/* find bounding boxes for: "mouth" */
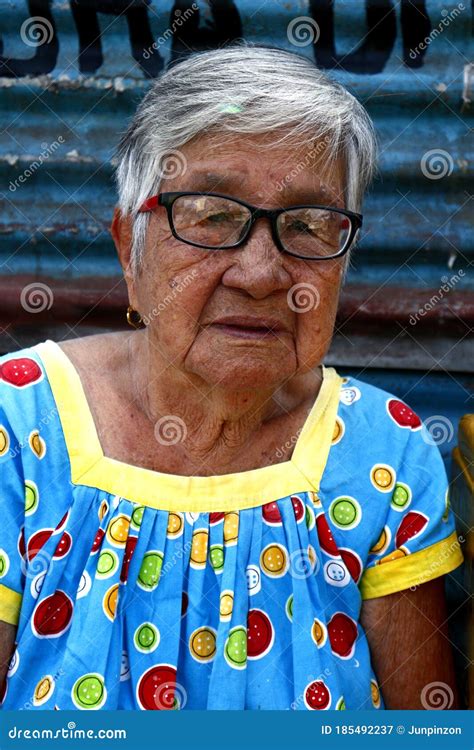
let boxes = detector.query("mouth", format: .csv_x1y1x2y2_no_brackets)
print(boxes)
207,316,287,340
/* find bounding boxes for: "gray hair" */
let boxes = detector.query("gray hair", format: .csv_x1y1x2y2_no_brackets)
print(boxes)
115,42,378,275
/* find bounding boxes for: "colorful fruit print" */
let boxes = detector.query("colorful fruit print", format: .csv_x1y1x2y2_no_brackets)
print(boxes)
386,398,422,429
220,591,234,621
76,571,91,600
442,487,450,522
308,544,318,573
120,651,130,682
285,594,293,622
167,512,184,538
371,679,381,708
106,515,130,547
304,680,331,710
224,626,247,669
130,505,144,529
291,495,305,523
190,529,208,569
336,696,346,710
72,673,107,709
223,512,239,545
32,590,73,638
369,526,391,555
33,675,54,706
53,511,69,535
18,527,26,559
0,425,9,456
395,511,429,548
370,464,396,493
24,480,39,516
134,623,160,653
0,358,43,387
189,627,217,662
340,386,361,406
29,430,46,459
332,416,345,444
262,501,282,525
209,544,224,573
260,543,289,578
53,531,72,559
103,583,119,621
209,512,225,525
324,560,350,587
376,548,407,565
90,528,105,555
339,548,362,583
327,612,358,659
120,535,138,583
0,550,10,578
305,503,315,530
137,551,163,591
246,565,261,596
311,618,327,648
391,482,412,511
308,491,322,508
247,609,274,660
136,664,177,710
329,496,361,531
96,549,119,579
27,528,54,562
316,513,339,556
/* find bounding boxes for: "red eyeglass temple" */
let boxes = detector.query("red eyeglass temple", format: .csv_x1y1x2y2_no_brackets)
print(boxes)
138,195,160,212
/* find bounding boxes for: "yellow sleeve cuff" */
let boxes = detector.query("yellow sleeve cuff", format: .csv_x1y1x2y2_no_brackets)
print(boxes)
0,583,22,626
359,530,464,600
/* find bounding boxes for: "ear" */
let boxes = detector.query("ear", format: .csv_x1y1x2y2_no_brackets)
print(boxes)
110,206,139,308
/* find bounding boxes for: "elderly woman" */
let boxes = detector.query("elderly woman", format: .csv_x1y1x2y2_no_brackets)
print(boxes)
0,44,463,711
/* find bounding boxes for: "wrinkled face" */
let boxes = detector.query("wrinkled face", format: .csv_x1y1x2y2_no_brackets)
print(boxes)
123,132,346,391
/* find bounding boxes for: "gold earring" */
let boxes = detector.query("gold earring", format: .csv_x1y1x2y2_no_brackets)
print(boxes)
126,305,143,328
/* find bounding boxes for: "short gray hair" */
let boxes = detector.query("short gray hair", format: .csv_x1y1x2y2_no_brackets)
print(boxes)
115,42,378,274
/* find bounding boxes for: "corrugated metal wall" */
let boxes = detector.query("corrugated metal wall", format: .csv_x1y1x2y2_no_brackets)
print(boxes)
0,0,472,465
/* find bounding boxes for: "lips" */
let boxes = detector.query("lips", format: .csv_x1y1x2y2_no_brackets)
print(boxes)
209,316,286,333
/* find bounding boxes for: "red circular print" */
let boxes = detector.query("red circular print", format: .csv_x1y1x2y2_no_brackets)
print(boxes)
387,399,422,429
262,501,282,525
339,548,362,583
209,512,225,525
316,514,339,556
0,358,42,387
395,511,428,548
137,665,177,710
305,680,331,710
90,528,105,554
328,612,358,658
18,527,26,559
120,535,138,583
54,511,69,534
291,496,305,523
53,531,72,559
247,609,273,659
32,590,73,637
27,528,54,561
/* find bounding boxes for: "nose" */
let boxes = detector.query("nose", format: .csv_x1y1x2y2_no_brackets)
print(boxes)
221,217,292,300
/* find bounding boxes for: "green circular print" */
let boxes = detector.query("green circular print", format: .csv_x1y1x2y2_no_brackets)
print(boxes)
24,480,39,515
209,544,224,572
0,550,9,578
391,482,412,511
285,594,293,622
134,623,160,653
96,550,118,578
131,506,145,529
329,496,361,530
224,626,247,669
72,673,106,709
138,550,163,591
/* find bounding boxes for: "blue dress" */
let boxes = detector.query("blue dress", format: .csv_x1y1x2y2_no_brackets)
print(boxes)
0,340,463,710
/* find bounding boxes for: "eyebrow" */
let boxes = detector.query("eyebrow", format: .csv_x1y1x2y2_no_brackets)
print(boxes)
185,171,342,207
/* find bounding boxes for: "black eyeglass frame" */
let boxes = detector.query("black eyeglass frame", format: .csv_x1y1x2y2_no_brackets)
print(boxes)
138,191,363,261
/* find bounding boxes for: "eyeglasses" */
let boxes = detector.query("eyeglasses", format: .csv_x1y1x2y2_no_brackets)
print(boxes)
138,191,363,261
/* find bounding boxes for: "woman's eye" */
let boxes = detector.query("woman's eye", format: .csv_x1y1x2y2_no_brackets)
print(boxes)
204,212,231,223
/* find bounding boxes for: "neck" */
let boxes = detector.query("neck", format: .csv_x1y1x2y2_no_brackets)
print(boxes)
128,331,322,474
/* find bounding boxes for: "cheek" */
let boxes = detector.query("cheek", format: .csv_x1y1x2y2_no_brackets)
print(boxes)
291,264,342,356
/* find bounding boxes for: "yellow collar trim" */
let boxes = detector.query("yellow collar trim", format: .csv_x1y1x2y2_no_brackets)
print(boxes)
35,340,342,512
